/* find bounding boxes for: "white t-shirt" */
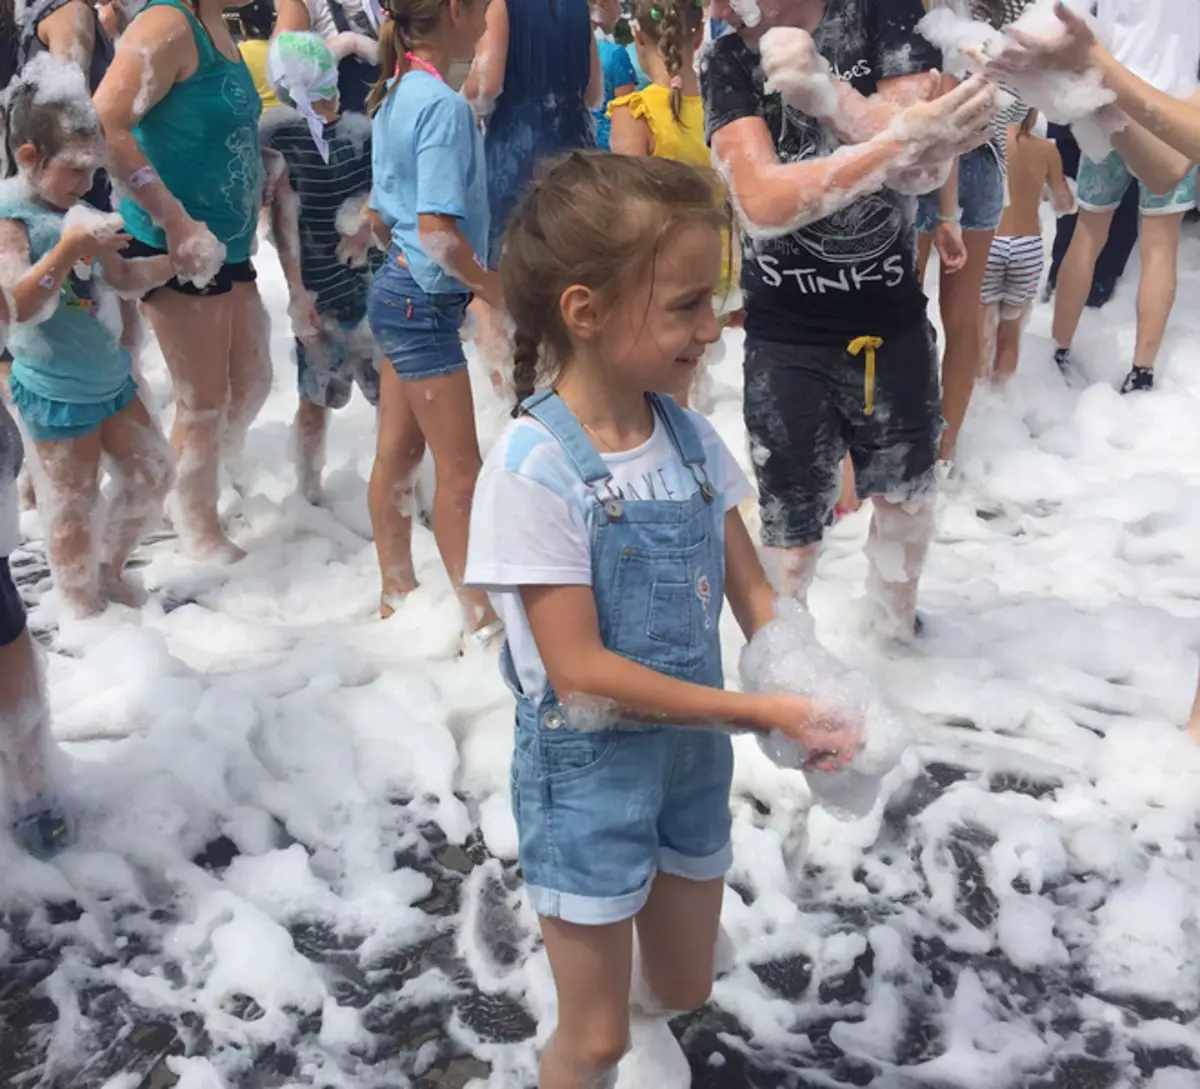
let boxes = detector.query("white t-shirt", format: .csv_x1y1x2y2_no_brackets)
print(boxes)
301,0,376,42
466,409,754,702
1097,0,1200,98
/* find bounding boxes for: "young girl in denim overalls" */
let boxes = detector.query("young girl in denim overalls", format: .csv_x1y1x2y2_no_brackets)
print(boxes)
466,152,858,1089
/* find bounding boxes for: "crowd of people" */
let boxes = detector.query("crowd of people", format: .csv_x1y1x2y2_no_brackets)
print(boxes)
1,0,1200,1084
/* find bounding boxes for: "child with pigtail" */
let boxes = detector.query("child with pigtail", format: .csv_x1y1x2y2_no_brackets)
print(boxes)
609,0,741,406
609,0,707,167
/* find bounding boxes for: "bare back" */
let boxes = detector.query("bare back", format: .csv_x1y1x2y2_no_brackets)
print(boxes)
996,127,1058,238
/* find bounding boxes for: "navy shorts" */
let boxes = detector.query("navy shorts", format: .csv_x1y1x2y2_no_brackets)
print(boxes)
917,144,1006,234
0,399,26,646
368,256,471,381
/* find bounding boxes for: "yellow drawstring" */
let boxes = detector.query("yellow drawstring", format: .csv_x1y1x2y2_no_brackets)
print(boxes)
847,335,884,417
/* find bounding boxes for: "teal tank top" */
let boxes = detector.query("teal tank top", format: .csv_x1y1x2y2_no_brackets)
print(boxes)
0,183,131,405
120,0,262,264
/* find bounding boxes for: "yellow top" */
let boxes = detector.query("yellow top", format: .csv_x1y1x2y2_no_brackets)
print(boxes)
608,84,708,167
239,39,281,112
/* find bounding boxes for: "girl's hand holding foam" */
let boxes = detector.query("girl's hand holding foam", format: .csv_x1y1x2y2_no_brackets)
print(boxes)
759,28,840,121
751,693,862,771
61,222,131,265
987,3,1095,77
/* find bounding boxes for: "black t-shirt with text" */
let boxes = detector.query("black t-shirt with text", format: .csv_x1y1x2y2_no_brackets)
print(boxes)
702,0,940,346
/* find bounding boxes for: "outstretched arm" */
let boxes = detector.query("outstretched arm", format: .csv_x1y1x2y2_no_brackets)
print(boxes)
990,5,1200,164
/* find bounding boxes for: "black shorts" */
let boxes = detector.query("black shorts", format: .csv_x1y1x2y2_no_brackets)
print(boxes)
0,557,25,646
0,400,26,647
122,238,257,299
743,322,941,549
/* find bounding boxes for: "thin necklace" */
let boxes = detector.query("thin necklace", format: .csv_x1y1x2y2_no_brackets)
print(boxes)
404,52,444,81
581,421,618,453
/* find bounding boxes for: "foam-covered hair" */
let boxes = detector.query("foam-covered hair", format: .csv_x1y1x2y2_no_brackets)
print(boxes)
268,32,340,161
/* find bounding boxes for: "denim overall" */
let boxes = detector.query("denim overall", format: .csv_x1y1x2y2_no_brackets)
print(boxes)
504,391,735,925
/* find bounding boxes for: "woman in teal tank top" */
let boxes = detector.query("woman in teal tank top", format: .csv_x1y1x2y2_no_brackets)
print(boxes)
95,0,270,563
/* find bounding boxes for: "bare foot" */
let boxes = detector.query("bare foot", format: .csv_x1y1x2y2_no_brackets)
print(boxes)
185,535,247,565
299,475,324,506
60,586,105,619
380,585,417,620
100,567,148,609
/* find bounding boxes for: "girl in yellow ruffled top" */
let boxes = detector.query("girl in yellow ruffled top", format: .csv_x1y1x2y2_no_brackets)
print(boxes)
608,0,742,409
608,0,707,167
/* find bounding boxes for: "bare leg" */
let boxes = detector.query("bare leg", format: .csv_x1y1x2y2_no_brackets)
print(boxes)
1188,681,1200,743
224,281,273,473
1051,207,1117,352
634,874,724,1013
32,431,104,618
938,229,995,462
369,360,425,614
916,232,934,287
763,543,821,605
539,917,633,1089
1132,212,1184,371
97,396,175,604
864,491,936,637
401,369,500,636
981,302,1001,378
0,623,54,807
142,290,243,562
471,297,511,397
836,458,861,517
993,305,1030,382
294,398,328,504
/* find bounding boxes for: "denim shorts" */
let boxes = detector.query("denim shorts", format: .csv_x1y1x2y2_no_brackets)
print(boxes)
916,144,1006,234
368,256,471,381
511,706,734,925
8,374,138,443
1078,151,1198,216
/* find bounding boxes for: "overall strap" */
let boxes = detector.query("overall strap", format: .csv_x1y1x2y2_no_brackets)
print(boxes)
650,394,716,499
519,390,612,487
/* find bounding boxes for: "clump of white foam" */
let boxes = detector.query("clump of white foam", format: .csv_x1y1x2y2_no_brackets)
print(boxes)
758,28,839,119
740,600,913,818
61,205,126,281
918,0,1116,159
173,227,227,289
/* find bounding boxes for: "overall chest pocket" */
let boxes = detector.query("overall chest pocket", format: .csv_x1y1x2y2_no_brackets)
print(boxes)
609,537,715,675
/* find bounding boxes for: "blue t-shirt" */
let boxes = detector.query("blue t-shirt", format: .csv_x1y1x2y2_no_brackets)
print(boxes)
0,186,131,405
370,70,489,295
593,37,636,150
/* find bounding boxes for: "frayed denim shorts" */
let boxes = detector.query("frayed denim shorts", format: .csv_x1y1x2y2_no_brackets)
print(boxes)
368,256,471,381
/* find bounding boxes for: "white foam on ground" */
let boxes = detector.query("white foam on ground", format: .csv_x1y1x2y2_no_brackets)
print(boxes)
3,216,1200,1085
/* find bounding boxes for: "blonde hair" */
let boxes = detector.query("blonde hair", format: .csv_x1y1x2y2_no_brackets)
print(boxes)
631,0,704,126
500,152,730,411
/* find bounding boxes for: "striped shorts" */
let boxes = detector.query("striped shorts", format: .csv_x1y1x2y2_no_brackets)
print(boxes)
981,235,1045,316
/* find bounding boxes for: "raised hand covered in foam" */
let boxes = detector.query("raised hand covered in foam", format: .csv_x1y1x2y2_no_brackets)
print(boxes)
919,0,1114,155
759,28,840,120
61,204,128,280
740,600,913,819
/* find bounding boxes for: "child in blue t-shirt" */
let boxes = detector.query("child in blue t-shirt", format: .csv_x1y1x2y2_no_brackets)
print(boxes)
592,0,637,150
364,0,503,649
0,58,176,619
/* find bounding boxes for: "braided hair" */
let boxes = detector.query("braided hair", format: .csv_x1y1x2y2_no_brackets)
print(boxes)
630,0,703,126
